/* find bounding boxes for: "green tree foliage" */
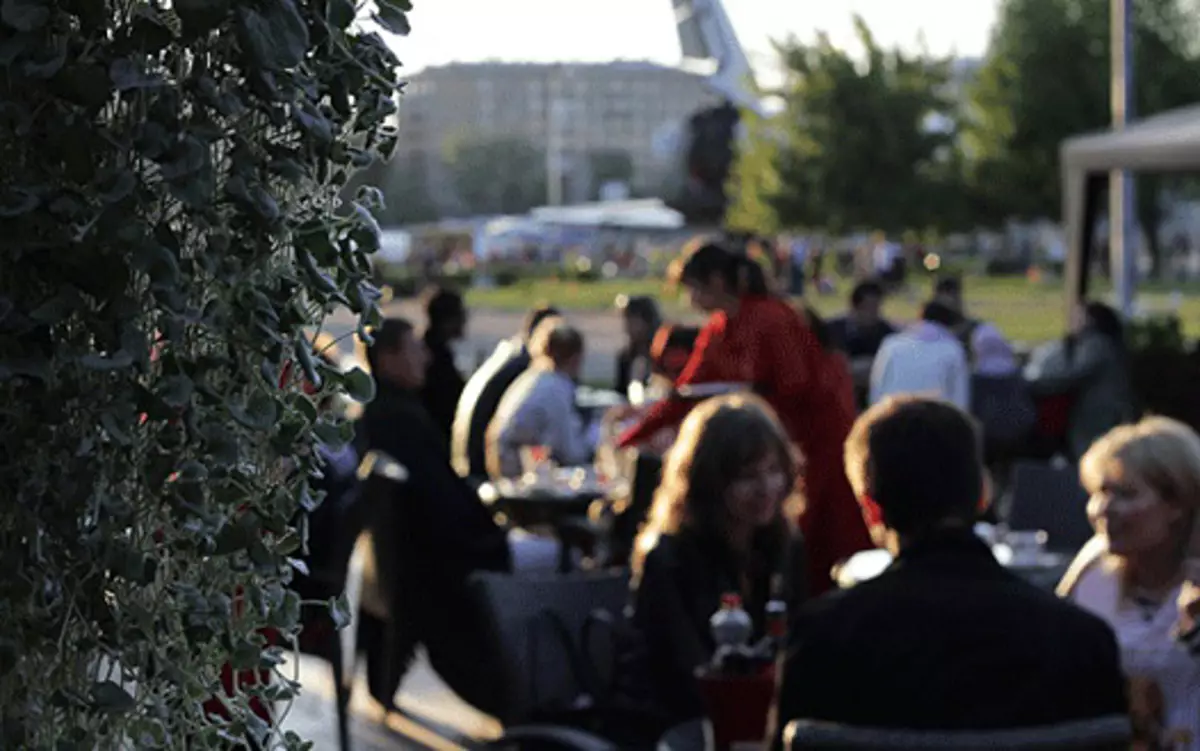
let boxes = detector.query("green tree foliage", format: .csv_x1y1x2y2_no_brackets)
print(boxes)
444,134,546,215
725,112,781,234
0,0,406,744
965,0,1200,267
728,17,960,235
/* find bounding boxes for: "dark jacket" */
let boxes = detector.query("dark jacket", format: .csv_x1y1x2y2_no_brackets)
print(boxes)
420,332,466,450
356,385,511,713
615,346,651,396
358,385,511,584
769,530,1127,748
450,338,530,478
632,529,807,727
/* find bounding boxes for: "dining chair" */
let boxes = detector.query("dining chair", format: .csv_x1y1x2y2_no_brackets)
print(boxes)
783,715,1132,750
1006,460,1092,553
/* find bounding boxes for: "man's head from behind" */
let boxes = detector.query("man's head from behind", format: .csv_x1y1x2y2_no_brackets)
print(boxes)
932,274,963,314
424,286,467,341
366,318,428,391
849,280,885,324
844,396,986,550
529,317,585,380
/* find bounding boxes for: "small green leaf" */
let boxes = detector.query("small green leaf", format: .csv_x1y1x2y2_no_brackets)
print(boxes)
91,681,136,713
80,351,134,370
341,366,374,403
235,0,309,71
0,187,39,217
110,58,165,90
1,0,49,31
350,202,381,253
372,0,409,35
329,593,352,630
175,459,208,483
326,0,354,29
273,530,301,555
157,375,194,408
229,639,260,670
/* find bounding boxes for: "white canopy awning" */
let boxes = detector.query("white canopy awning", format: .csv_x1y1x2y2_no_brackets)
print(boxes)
1061,104,1200,174
1060,102,1200,321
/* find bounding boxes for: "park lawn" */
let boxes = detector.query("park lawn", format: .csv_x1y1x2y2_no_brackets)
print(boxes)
465,275,1200,345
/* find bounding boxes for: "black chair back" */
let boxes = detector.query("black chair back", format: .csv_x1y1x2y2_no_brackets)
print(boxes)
784,715,1131,750
469,570,631,726
1007,461,1092,553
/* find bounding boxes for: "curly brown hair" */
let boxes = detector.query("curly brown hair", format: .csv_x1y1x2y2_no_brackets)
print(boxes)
632,394,803,578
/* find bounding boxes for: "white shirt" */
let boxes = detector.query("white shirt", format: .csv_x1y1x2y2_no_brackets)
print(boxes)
1065,545,1200,749
489,367,591,478
869,322,970,409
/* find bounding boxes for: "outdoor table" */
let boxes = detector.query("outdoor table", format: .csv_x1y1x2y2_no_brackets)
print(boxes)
835,545,1072,591
576,386,627,413
477,470,627,571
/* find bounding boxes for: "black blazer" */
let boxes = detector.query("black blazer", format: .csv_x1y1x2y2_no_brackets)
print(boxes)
769,530,1127,748
450,339,530,478
420,332,466,450
632,529,807,727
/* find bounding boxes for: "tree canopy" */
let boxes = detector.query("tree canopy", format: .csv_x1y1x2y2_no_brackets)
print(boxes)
963,0,1200,224
726,17,960,235
444,135,547,216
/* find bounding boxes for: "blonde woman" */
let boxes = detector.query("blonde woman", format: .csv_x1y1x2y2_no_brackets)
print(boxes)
1059,417,1200,749
631,394,807,728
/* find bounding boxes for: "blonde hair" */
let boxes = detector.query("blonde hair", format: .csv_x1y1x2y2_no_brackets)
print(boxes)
1059,416,1200,596
632,394,802,578
1079,416,1200,513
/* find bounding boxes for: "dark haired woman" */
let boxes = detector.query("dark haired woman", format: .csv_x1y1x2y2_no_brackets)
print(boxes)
632,395,807,727
615,294,663,397
618,240,871,594
1025,300,1135,462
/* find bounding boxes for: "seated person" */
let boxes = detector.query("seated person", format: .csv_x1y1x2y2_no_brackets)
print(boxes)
615,294,663,397
632,395,806,730
355,318,558,715
769,396,1127,747
1058,417,1200,748
487,317,591,478
451,305,560,479
646,323,700,395
870,300,970,410
826,280,895,409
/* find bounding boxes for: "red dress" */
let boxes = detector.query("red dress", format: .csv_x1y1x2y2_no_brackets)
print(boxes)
617,296,872,594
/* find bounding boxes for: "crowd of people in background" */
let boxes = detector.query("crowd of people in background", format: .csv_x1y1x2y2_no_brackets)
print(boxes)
293,230,1200,750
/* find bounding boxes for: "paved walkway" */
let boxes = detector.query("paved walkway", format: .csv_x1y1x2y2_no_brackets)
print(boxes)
280,651,500,750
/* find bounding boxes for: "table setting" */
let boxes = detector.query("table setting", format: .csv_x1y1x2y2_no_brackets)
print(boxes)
835,524,1073,591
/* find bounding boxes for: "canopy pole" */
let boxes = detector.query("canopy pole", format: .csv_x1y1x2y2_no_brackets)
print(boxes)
1110,0,1137,317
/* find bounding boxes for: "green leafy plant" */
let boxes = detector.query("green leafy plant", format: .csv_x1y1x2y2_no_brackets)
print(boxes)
1127,313,1186,353
0,0,410,745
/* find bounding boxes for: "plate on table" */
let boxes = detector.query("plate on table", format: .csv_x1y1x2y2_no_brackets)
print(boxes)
676,382,750,399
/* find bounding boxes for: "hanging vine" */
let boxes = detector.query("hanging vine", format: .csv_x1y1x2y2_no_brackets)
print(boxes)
0,0,410,745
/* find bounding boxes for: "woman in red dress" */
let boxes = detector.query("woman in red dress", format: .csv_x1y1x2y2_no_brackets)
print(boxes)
617,240,871,594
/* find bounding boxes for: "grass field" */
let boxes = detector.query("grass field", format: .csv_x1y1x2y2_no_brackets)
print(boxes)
463,274,1200,344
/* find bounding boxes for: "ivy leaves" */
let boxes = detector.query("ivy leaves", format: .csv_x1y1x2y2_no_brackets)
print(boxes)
373,0,411,36
236,0,308,71
0,0,400,740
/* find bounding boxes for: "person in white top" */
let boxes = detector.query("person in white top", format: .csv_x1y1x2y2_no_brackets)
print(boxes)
487,317,592,478
1058,417,1200,750
869,300,970,410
